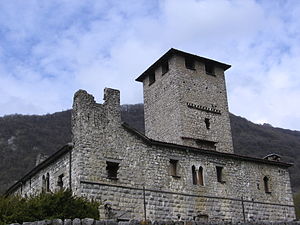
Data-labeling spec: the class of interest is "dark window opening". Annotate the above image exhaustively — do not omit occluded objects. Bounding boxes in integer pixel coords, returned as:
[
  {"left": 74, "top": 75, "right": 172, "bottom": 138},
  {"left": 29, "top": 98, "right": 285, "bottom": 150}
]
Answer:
[
  {"left": 205, "top": 63, "right": 215, "bottom": 75},
  {"left": 263, "top": 176, "right": 271, "bottom": 194},
  {"left": 57, "top": 174, "right": 64, "bottom": 190},
  {"left": 106, "top": 161, "right": 119, "bottom": 180},
  {"left": 205, "top": 118, "right": 210, "bottom": 129},
  {"left": 185, "top": 57, "right": 195, "bottom": 70},
  {"left": 42, "top": 175, "right": 46, "bottom": 193},
  {"left": 169, "top": 159, "right": 179, "bottom": 177},
  {"left": 46, "top": 173, "right": 50, "bottom": 192},
  {"left": 192, "top": 165, "right": 197, "bottom": 185},
  {"left": 162, "top": 61, "right": 169, "bottom": 75},
  {"left": 216, "top": 166, "right": 223, "bottom": 183},
  {"left": 198, "top": 166, "right": 204, "bottom": 186},
  {"left": 149, "top": 72, "right": 155, "bottom": 85}
]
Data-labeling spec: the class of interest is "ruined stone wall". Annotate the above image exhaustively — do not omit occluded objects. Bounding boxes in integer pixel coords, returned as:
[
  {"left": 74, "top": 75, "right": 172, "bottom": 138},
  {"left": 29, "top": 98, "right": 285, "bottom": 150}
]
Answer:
[
  {"left": 142, "top": 54, "right": 233, "bottom": 153},
  {"left": 72, "top": 90, "right": 295, "bottom": 222},
  {"left": 12, "top": 149, "right": 71, "bottom": 197}
]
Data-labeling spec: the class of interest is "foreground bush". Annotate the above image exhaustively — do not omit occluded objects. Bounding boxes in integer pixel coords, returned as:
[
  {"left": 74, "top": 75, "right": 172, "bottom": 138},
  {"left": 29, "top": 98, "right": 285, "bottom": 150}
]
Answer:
[{"left": 0, "top": 190, "right": 99, "bottom": 225}]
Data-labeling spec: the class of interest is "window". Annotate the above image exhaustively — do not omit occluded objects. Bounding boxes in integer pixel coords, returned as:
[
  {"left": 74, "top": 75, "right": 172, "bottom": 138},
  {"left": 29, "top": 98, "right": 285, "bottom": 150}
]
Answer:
[
  {"left": 216, "top": 166, "right": 224, "bottom": 183},
  {"left": 192, "top": 165, "right": 197, "bottom": 185},
  {"left": 263, "top": 176, "right": 271, "bottom": 194},
  {"left": 169, "top": 159, "right": 179, "bottom": 177},
  {"left": 205, "top": 63, "right": 215, "bottom": 75},
  {"left": 198, "top": 166, "right": 204, "bottom": 186},
  {"left": 162, "top": 61, "right": 169, "bottom": 75},
  {"left": 192, "top": 165, "right": 204, "bottom": 185},
  {"left": 46, "top": 173, "right": 50, "bottom": 192},
  {"left": 42, "top": 175, "right": 46, "bottom": 193},
  {"left": 205, "top": 118, "right": 210, "bottom": 129},
  {"left": 57, "top": 174, "right": 64, "bottom": 190},
  {"left": 149, "top": 72, "right": 155, "bottom": 85},
  {"left": 106, "top": 161, "right": 119, "bottom": 180},
  {"left": 185, "top": 57, "right": 195, "bottom": 70}
]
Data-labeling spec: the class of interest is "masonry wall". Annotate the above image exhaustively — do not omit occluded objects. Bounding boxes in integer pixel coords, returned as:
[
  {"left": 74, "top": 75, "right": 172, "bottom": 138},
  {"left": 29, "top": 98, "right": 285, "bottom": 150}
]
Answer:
[
  {"left": 72, "top": 90, "right": 295, "bottom": 222},
  {"left": 142, "top": 54, "right": 233, "bottom": 153},
  {"left": 11, "top": 149, "right": 71, "bottom": 197}
]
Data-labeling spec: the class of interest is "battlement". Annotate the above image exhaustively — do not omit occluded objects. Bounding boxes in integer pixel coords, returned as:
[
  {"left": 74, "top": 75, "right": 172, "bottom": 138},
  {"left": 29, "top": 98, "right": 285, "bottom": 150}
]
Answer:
[{"left": 72, "top": 88, "right": 121, "bottom": 141}]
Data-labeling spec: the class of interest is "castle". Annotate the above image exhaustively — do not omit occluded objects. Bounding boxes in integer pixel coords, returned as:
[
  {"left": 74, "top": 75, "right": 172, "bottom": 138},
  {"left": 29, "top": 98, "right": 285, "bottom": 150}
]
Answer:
[{"left": 6, "top": 48, "right": 296, "bottom": 222}]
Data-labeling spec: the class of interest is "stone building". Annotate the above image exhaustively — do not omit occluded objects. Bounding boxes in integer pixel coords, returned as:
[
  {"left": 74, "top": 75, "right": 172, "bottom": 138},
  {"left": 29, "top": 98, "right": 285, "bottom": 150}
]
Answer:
[{"left": 6, "top": 49, "right": 296, "bottom": 222}]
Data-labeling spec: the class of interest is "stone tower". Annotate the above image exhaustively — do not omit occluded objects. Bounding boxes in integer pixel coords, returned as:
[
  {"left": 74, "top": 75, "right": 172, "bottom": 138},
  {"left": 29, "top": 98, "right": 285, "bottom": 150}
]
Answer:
[{"left": 136, "top": 48, "right": 234, "bottom": 153}]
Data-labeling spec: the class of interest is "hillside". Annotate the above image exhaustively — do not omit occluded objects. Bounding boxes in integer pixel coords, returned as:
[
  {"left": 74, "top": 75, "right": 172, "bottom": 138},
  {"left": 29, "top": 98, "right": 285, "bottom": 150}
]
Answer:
[{"left": 0, "top": 104, "right": 299, "bottom": 194}]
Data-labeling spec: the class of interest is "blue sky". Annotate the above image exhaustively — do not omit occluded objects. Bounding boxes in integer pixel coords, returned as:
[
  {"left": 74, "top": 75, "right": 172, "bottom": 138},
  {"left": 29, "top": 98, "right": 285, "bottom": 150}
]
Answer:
[{"left": 0, "top": 0, "right": 300, "bottom": 131}]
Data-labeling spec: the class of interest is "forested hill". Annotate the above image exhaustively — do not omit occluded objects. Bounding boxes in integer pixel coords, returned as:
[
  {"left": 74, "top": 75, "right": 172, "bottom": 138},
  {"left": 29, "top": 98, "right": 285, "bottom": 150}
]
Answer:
[{"left": 0, "top": 104, "right": 299, "bottom": 194}]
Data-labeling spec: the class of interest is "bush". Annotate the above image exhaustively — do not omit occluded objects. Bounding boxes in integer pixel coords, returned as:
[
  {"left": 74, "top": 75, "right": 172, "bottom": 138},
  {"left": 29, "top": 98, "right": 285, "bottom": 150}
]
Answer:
[
  {"left": 0, "top": 190, "right": 99, "bottom": 225},
  {"left": 294, "top": 191, "right": 300, "bottom": 220}
]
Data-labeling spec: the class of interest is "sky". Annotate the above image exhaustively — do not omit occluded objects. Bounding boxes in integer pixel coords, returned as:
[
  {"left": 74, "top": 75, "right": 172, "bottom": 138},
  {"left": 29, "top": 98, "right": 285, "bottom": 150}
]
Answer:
[{"left": 0, "top": 0, "right": 300, "bottom": 131}]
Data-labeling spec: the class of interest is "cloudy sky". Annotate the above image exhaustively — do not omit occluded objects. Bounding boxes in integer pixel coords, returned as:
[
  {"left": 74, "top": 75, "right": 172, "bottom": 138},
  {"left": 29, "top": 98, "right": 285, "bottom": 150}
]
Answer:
[{"left": 0, "top": 0, "right": 300, "bottom": 131}]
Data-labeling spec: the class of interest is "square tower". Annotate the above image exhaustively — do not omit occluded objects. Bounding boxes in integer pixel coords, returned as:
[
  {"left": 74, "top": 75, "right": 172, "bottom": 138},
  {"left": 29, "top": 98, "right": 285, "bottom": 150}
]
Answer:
[{"left": 136, "top": 48, "right": 234, "bottom": 153}]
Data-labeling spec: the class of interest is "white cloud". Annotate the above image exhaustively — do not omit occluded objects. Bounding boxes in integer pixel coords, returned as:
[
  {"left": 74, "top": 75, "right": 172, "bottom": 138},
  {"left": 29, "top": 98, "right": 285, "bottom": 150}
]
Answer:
[{"left": 0, "top": 0, "right": 300, "bottom": 130}]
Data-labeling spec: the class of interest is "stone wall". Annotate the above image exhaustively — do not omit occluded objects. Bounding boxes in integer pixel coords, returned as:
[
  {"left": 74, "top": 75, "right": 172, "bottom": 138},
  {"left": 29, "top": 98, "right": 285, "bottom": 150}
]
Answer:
[
  {"left": 8, "top": 218, "right": 300, "bottom": 225},
  {"left": 11, "top": 146, "right": 71, "bottom": 197},
  {"left": 142, "top": 54, "right": 233, "bottom": 153},
  {"left": 72, "top": 89, "right": 295, "bottom": 222}
]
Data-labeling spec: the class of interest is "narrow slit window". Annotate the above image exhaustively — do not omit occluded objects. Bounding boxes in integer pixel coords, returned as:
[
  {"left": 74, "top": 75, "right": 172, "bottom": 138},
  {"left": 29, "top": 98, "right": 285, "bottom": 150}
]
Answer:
[
  {"left": 263, "top": 176, "right": 271, "bottom": 193},
  {"left": 46, "top": 173, "right": 50, "bottom": 192},
  {"left": 205, "top": 118, "right": 210, "bottom": 130},
  {"left": 106, "top": 161, "right": 119, "bottom": 180},
  {"left": 162, "top": 61, "right": 169, "bottom": 75},
  {"left": 185, "top": 57, "right": 195, "bottom": 70},
  {"left": 216, "top": 166, "right": 223, "bottom": 183},
  {"left": 192, "top": 165, "right": 197, "bottom": 185},
  {"left": 149, "top": 72, "right": 155, "bottom": 85},
  {"left": 198, "top": 166, "right": 204, "bottom": 186},
  {"left": 169, "top": 159, "right": 178, "bottom": 177},
  {"left": 42, "top": 175, "right": 46, "bottom": 193},
  {"left": 205, "top": 63, "right": 215, "bottom": 75}
]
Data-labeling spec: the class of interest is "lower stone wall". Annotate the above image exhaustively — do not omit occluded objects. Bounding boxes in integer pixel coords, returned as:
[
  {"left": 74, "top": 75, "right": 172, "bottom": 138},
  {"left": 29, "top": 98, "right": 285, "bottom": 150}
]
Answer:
[
  {"left": 80, "top": 181, "right": 295, "bottom": 222},
  {"left": 8, "top": 218, "right": 300, "bottom": 225}
]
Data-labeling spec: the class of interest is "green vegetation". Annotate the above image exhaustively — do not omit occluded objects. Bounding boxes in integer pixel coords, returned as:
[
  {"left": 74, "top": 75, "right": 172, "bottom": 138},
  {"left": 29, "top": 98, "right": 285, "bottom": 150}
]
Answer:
[
  {"left": 294, "top": 191, "right": 300, "bottom": 219},
  {"left": 0, "top": 190, "right": 99, "bottom": 225}
]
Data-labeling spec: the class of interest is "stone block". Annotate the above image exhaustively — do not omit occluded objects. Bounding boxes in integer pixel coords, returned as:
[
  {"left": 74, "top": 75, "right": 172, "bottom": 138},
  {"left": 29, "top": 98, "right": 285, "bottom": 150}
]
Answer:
[
  {"left": 52, "top": 219, "right": 63, "bottom": 225},
  {"left": 82, "top": 218, "right": 95, "bottom": 225},
  {"left": 64, "top": 219, "right": 72, "bottom": 225},
  {"left": 73, "top": 218, "right": 81, "bottom": 225}
]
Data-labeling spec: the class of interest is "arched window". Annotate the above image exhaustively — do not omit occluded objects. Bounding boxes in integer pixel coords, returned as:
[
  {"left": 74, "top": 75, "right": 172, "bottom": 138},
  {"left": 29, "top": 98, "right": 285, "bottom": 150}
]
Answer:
[
  {"left": 263, "top": 176, "right": 270, "bottom": 193},
  {"left": 42, "top": 175, "right": 46, "bottom": 192},
  {"left": 192, "top": 165, "right": 197, "bottom": 185},
  {"left": 46, "top": 173, "right": 50, "bottom": 192},
  {"left": 198, "top": 166, "right": 204, "bottom": 186}
]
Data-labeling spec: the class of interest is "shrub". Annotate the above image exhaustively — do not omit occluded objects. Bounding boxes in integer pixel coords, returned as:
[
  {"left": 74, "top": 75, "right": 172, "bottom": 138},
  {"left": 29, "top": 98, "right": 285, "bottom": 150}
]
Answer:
[
  {"left": 0, "top": 190, "right": 99, "bottom": 225},
  {"left": 294, "top": 191, "right": 300, "bottom": 220}
]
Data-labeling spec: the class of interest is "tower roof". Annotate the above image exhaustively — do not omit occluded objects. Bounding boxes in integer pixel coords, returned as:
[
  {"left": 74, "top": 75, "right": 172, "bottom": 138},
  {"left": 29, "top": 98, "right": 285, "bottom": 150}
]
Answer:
[{"left": 135, "top": 48, "right": 231, "bottom": 82}]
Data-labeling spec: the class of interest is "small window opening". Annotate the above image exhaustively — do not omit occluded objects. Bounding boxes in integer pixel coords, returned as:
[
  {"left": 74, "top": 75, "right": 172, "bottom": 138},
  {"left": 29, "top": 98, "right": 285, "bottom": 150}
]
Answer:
[
  {"left": 42, "top": 175, "right": 46, "bottom": 193},
  {"left": 57, "top": 174, "right": 64, "bottom": 190},
  {"left": 192, "top": 165, "right": 197, "bottom": 185},
  {"left": 216, "top": 166, "right": 223, "bottom": 183},
  {"left": 198, "top": 166, "right": 204, "bottom": 186},
  {"left": 106, "top": 161, "right": 119, "bottom": 180},
  {"left": 205, "top": 63, "right": 215, "bottom": 75},
  {"left": 169, "top": 159, "right": 179, "bottom": 177},
  {"left": 162, "top": 61, "right": 169, "bottom": 75},
  {"left": 263, "top": 176, "right": 271, "bottom": 194},
  {"left": 46, "top": 173, "right": 50, "bottom": 192},
  {"left": 205, "top": 118, "right": 210, "bottom": 129},
  {"left": 149, "top": 72, "right": 155, "bottom": 85},
  {"left": 185, "top": 57, "right": 195, "bottom": 70}
]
